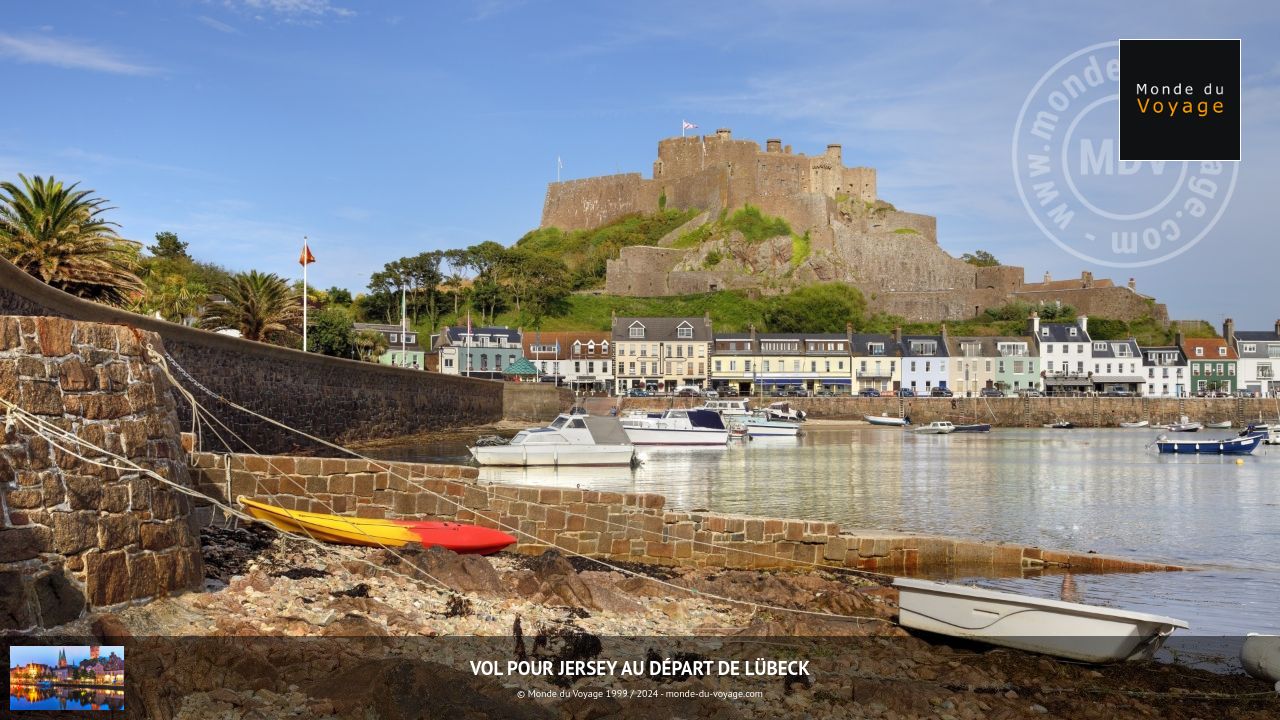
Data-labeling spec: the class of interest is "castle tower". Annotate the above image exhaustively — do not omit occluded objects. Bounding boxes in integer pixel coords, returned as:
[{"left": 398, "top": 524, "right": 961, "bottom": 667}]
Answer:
[
  {"left": 90, "top": 646, "right": 100, "bottom": 661},
  {"left": 58, "top": 649, "right": 67, "bottom": 668}
]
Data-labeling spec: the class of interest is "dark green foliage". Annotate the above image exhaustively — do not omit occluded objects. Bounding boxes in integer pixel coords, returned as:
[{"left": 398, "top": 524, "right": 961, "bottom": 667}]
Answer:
[
  {"left": 325, "top": 286, "right": 353, "bottom": 305},
  {"left": 148, "top": 231, "right": 190, "bottom": 261},
  {"left": 703, "top": 250, "right": 723, "bottom": 268},
  {"left": 960, "top": 250, "right": 1000, "bottom": 266},
  {"left": 726, "top": 205, "right": 791, "bottom": 243},
  {"left": 516, "top": 210, "right": 696, "bottom": 289},
  {"left": 308, "top": 305, "right": 357, "bottom": 358},
  {"left": 763, "top": 283, "right": 867, "bottom": 333}
]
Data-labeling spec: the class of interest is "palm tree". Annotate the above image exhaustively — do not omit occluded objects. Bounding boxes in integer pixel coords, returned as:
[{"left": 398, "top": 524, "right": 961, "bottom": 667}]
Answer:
[
  {"left": 200, "top": 270, "right": 301, "bottom": 342},
  {"left": 0, "top": 174, "right": 144, "bottom": 305},
  {"left": 353, "top": 329, "right": 389, "bottom": 362}
]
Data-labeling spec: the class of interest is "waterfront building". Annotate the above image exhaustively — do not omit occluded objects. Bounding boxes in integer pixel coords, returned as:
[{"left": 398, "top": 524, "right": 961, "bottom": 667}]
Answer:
[
  {"left": 1030, "top": 313, "right": 1094, "bottom": 395},
  {"left": 1181, "top": 335, "right": 1238, "bottom": 395},
  {"left": 946, "top": 335, "right": 1040, "bottom": 396},
  {"left": 898, "top": 329, "right": 950, "bottom": 394},
  {"left": 431, "top": 325, "right": 524, "bottom": 381},
  {"left": 851, "top": 333, "right": 900, "bottom": 393},
  {"left": 522, "top": 331, "right": 613, "bottom": 393},
  {"left": 351, "top": 322, "right": 426, "bottom": 369},
  {"left": 611, "top": 313, "right": 713, "bottom": 393},
  {"left": 708, "top": 326, "right": 854, "bottom": 395},
  {"left": 1142, "top": 336, "right": 1190, "bottom": 397},
  {"left": 1225, "top": 318, "right": 1280, "bottom": 397},
  {"left": 1088, "top": 338, "right": 1144, "bottom": 395}
]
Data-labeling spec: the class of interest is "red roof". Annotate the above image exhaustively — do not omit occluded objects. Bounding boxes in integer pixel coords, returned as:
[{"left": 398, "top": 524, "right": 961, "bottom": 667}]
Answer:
[{"left": 1180, "top": 337, "right": 1238, "bottom": 360}]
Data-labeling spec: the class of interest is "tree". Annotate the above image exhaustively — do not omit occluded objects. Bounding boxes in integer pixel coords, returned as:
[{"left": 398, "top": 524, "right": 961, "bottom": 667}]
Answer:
[
  {"left": 308, "top": 305, "right": 357, "bottom": 357},
  {"left": 461, "top": 240, "right": 507, "bottom": 281},
  {"left": 504, "top": 249, "right": 570, "bottom": 323},
  {"left": 199, "top": 270, "right": 301, "bottom": 343},
  {"left": 139, "top": 273, "right": 205, "bottom": 323},
  {"left": 470, "top": 278, "right": 505, "bottom": 324},
  {"left": 325, "top": 286, "right": 353, "bottom": 305},
  {"left": 148, "top": 231, "right": 190, "bottom": 261},
  {"left": 961, "top": 250, "right": 1000, "bottom": 267},
  {"left": 0, "top": 174, "right": 144, "bottom": 305},
  {"left": 354, "top": 329, "right": 389, "bottom": 362},
  {"left": 400, "top": 250, "right": 444, "bottom": 329},
  {"left": 764, "top": 283, "right": 867, "bottom": 333}
]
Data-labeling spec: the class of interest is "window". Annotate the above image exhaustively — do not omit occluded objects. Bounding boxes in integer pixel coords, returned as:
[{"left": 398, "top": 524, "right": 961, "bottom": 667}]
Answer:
[
  {"left": 911, "top": 361, "right": 917, "bottom": 372},
  {"left": 629, "top": 362, "right": 635, "bottom": 374},
  {"left": 1114, "top": 344, "right": 1133, "bottom": 357},
  {"left": 1013, "top": 360, "right": 1024, "bottom": 374},
  {"left": 574, "top": 361, "right": 581, "bottom": 373},
  {"left": 985, "top": 360, "right": 992, "bottom": 372},
  {"left": 444, "top": 358, "right": 453, "bottom": 368},
  {"left": 1260, "top": 364, "right": 1274, "bottom": 379},
  {"left": 677, "top": 322, "right": 693, "bottom": 339},
  {"left": 744, "top": 360, "right": 752, "bottom": 372},
  {"left": 868, "top": 342, "right": 885, "bottom": 355},
  {"left": 1270, "top": 345, "right": 1280, "bottom": 358},
  {"left": 629, "top": 323, "right": 645, "bottom": 338},
  {"left": 910, "top": 341, "right": 937, "bottom": 355},
  {"left": 1218, "top": 347, "right": 1226, "bottom": 356},
  {"left": 1041, "top": 328, "right": 1049, "bottom": 336},
  {"left": 1047, "top": 361, "right": 1054, "bottom": 371},
  {"left": 1094, "top": 342, "right": 1108, "bottom": 352},
  {"left": 390, "top": 333, "right": 398, "bottom": 343},
  {"left": 961, "top": 342, "right": 982, "bottom": 356},
  {"left": 1078, "top": 344, "right": 1085, "bottom": 353},
  {"left": 406, "top": 334, "right": 415, "bottom": 344},
  {"left": 1194, "top": 347, "right": 1204, "bottom": 357},
  {"left": 714, "top": 360, "right": 722, "bottom": 372},
  {"left": 1192, "top": 363, "right": 1200, "bottom": 374},
  {"left": 763, "top": 360, "right": 771, "bottom": 372},
  {"left": 1229, "top": 364, "right": 1236, "bottom": 375},
  {"left": 998, "top": 360, "right": 1006, "bottom": 373},
  {"left": 1046, "top": 344, "right": 1053, "bottom": 353},
  {"left": 1242, "top": 343, "right": 1257, "bottom": 354},
  {"left": 730, "top": 360, "right": 737, "bottom": 371},
  {"left": 1069, "top": 328, "right": 1077, "bottom": 336}
]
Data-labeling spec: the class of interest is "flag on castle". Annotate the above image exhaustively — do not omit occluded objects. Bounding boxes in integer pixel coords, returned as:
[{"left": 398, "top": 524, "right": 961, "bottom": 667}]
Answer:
[
  {"left": 682, "top": 120, "right": 698, "bottom": 130},
  {"left": 299, "top": 242, "right": 315, "bottom": 266}
]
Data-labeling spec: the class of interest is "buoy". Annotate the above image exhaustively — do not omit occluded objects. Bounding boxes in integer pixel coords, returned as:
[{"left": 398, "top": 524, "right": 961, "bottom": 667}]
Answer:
[{"left": 1236, "top": 458, "right": 1245, "bottom": 465}]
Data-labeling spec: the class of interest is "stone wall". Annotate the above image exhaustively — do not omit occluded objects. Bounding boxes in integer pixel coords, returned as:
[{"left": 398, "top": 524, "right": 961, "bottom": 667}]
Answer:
[
  {"left": 191, "top": 451, "right": 1177, "bottom": 577},
  {"left": 620, "top": 395, "right": 1275, "bottom": 427},
  {"left": 0, "top": 258, "right": 531, "bottom": 455},
  {"left": 1, "top": 317, "right": 204, "bottom": 632},
  {"left": 503, "top": 383, "right": 575, "bottom": 423}
]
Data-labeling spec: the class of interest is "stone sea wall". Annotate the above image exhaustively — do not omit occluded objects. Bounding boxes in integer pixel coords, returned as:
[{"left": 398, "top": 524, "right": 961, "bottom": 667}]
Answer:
[
  {"left": 191, "top": 451, "right": 1178, "bottom": 577},
  {"left": 620, "top": 395, "right": 1277, "bottom": 427},
  {"left": 0, "top": 317, "right": 204, "bottom": 632},
  {"left": 0, "top": 258, "right": 565, "bottom": 454}
]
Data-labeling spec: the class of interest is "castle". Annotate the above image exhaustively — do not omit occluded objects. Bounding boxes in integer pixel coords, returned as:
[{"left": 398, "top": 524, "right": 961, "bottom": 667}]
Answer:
[{"left": 541, "top": 129, "right": 1167, "bottom": 323}]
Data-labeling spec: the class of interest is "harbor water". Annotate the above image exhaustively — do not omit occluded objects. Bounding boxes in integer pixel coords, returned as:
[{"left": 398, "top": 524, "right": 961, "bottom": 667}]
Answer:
[{"left": 369, "top": 426, "right": 1280, "bottom": 638}]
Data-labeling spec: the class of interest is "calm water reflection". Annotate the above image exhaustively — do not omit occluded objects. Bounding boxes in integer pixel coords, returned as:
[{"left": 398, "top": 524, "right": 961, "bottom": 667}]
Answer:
[
  {"left": 9, "top": 685, "right": 125, "bottom": 711},
  {"left": 370, "top": 427, "right": 1280, "bottom": 635}
]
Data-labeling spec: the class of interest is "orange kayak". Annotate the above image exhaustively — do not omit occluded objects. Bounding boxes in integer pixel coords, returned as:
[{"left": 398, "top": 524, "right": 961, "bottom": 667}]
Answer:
[{"left": 238, "top": 496, "right": 516, "bottom": 554}]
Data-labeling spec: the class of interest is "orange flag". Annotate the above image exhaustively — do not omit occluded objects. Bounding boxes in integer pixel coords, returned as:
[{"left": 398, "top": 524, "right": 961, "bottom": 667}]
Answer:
[{"left": 299, "top": 242, "right": 316, "bottom": 266}]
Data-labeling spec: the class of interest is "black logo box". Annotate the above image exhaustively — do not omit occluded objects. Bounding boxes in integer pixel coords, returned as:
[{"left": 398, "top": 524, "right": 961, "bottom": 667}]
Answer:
[{"left": 1119, "top": 39, "right": 1241, "bottom": 161}]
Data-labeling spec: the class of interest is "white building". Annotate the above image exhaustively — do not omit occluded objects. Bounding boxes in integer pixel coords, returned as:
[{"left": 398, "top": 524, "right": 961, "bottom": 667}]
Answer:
[{"left": 1031, "top": 314, "right": 1094, "bottom": 395}]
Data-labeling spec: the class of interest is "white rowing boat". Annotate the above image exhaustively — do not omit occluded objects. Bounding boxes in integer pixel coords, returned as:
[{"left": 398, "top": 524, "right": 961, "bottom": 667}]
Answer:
[
  {"left": 893, "top": 578, "right": 1188, "bottom": 663},
  {"left": 1119, "top": 420, "right": 1149, "bottom": 428},
  {"left": 865, "top": 414, "right": 909, "bottom": 427}
]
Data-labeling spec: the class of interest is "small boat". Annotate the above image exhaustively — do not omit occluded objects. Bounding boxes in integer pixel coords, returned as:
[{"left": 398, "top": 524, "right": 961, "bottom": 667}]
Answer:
[
  {"left": 621, "top": 408, "right": 729, "bottom": 445},
  {"left": 239, "top": 497, "right": 517, "bottom": 554},
  {"left": 865, "top": 414, "right": 909, "bottom": 427},
  {"left": 1154, "top": 431, "right": 1264, "bottom": 455},
  {"left": 697, "top": 398, "right": 751, "bottom": 417},
  {"left": 1163, "top": 415, "right": 1202, "bottom": 432},
  {"left": 1205, "top": 420, "right": 1232, "bottom": 429},
  {"left": 912, "top": 421, "right": 955, "bottom": 434},
  {"left": 470, "top": 412, "right": 634, "bottom": 466},
  {"left": 1119, "top": 420, "right": 1149, "bottom": 428},
  {"left": 741, "top": 409, "right": 802, "bottom": 437},
  {"left": 1241, "top": 634, "right": 1280, "bottom": 684},
  {"left": 893, "top": 578, "right": 1188, "bottom": 663},
  {"left": 952, "top": 423, "right": 992, "bottom": 433},
  {"left": 1241, "top": 423, "right": 1280, "bottom": 445},
  {"left": 766, "top": 401, "right": 806, "bottom": 422},
  {"left": 1043, "top": 420, "right": 1074, "bottom": 429}
]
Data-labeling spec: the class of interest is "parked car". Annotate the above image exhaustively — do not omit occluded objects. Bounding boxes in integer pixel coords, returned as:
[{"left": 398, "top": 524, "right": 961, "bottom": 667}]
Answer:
[
  {"left": 859, "top": 388, "right": 881, "bottom": 397},
  {"left": 784, "top": 388, "right": 807, "bottom": 397},
  {"left": 979, "top": 388, "right": 1004, "bottom": 398},
  {"left": 930, "top": 387, "right": 954, "bottom": 397},
  {"left": 1101, "top": 389, "right": 1133, "bottom": 397},
  {"left": 720, "top": 387, "right": 739, "bottom": 397},
  {"left": 704, "top": 390, "right": 720, "bottom": 399},
  {"left": 674, "top": 386, "right": 702, "bottom": 397},
  {"left": 814, "top": 389, "right": 833, "bottom": 397},
  {"left": 627, "top": 388, "right": 650, "bottom": 397},
  {"left": 894, "top": 388, "right": 915, "bottom": 398},
  {"left": 1017, "top": 389, "right": 1044, "bottom": 397}
]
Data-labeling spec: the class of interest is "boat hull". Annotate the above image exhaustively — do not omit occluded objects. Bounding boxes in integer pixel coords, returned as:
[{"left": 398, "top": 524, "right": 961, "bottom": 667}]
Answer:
[
  {"left": 893, "top": 578, "right": 1187, "bottom": 663},
  {"left": 1119, "top": 421, "right": 1149, "bottom": 428},
  {"left": 470, "top": 444, "right": 635, "bottom": 466},
  {"left": 865, "top": 415, "right": 909, "bottom": 427},
  {"left": 622, "top": 427, "right": 728, "bottom": 445},
  {"left": 952, "top": 424, "right": 991, "bottom": 433},
  {"left": 238, "top": 497, "right": 516, "bottom": 554},
  {"left": 1155, "top": 434, "right": 1262, "bottom": 454}
]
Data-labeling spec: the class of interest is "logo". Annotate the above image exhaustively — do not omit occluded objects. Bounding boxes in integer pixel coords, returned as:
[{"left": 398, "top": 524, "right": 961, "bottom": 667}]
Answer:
[{"left": 1012, "top": 41, "right": 1238, "bottom": 268}]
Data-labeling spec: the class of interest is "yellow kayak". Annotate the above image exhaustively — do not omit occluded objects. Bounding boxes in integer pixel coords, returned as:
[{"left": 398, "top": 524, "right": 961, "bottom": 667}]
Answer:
[{"left": 237, "top": 496, "right": 516, "bottom": 554}]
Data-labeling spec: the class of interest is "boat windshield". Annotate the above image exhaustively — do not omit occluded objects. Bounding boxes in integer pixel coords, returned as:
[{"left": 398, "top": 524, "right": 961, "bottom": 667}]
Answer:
[{"left": 549, "top": 416, "right": 568, "bottom": 429}]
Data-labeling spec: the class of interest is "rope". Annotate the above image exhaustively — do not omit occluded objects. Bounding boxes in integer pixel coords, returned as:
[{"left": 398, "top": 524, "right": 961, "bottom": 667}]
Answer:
[{"left": 150, "top": 345, "right": 893, "bottom": 624}]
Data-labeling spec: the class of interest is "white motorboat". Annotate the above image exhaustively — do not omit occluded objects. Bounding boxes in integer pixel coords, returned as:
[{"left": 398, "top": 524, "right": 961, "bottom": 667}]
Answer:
[
  {"left": 620, "top": 408, "right": 729, "bottom": 445},
  {"left": 865, "top": 414, "right": 910, "bottom": 427},
  {"left": 893, "top": 578, "right": 1188, "bottom": 663},
  {"left": 1163, "top": 415, "right": 1203, "bottom": 432},
  {"left": 697, "top": 398, "right": 752, "bottom": 417},
  {"left": 912, "top": 421, "right": 955, "bottom": 434},
  {"left": 1240, "top": 423, "right": 1280, "bottom": 445},
  {"left": 1205, "top": 420, "right": 1232, "bottom": 429},
  {"left": 766, "top": 401, "right": 806, "bottom": 422},
  {"left": 1118, "top": 420, "right": 1149, "bottom": 429},
  {"left": 741, "top": 409, "right": 801, "bottom": 437},
  {"left": 470, "top": 413, "right": 634, "bottom": 466}
]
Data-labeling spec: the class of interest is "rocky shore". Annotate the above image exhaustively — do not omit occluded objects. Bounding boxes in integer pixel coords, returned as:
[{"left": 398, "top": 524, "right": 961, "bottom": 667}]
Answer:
[{"left": 25, "top": 524, "right": 1275, "bottom": 720}]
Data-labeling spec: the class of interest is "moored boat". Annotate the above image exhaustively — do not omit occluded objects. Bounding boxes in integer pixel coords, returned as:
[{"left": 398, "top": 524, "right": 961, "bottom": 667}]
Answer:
[
  {"left": 470, "top": 412, "right": 634, "bottom": 466},
  {"left": 741, "top": 409, "right": 802, "bottom": 437},
  {"left": 1119, "top": 420, "right": 1149, "bottom": 428},
  {"left": 766, "top": 401, "right": 806, "bottom": 422},
  {"left": 621, "top": 408, "right": 729, "bottom": 445},
  {"left": 1154, "top": 431, "right": 1263, "bottom": 455},
  {"left": 1163, "top": 415, "right": 1203, "bottom": 432},
  {"left": 912, "top": 421, "right": 955, "bottom": 434},
  {"left": 697, "top": 398, "right": 751, "bottom": 417},
  {"left": 1205, "top": 420, "right": 1232, "bottom": 429},
  {"left": 952, "top": 423, "right": 992, "bottom": 433},
  {"left": 1240, "top": 423, "right": 1280, "bottom": 445},
  {"left": 1043, "top": 420, "right": 1074, "bottom": 429},
  {"left": 893, "top": 578, "right": 1188, "bottom": 663},
  {"left": 239, "top": 497, "right": 517, "bottom": 553},
  {"left": 865, "top": 414, "right": 910, "bottom": 427}
]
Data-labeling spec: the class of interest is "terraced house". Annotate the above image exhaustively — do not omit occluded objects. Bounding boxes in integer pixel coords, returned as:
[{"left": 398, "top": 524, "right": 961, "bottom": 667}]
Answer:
[
  {"left": 709, "top": 326, "right": 854, "bottom": 395},
  {"left": 522, "top": 331, "right": 613, "bottom": 392},
  {"left": 1181, "top": 335, "right": 1237, "bottom": 395},
  {"left": 611, "top": 313, "right": 713, "bottom": 393},
  {"left": 946, "top": 335, "right": 1040, "bottom": 396},
  {"left": 898, "top": 329, "right": 950, "bottom": 394},
  {"left": 851, "top": 334, "right": 900, "bottom": 393},
  {"left": 1224, "top": 318, "right": 1280, "bottom": 397},
  {"left": 1088, "top": 337, "right": 1144, "bottom": 395},
  {"left": 432, "top": 325, "right": 524, "bottom": 380},
  {"left": 1142, "top": 336, "right": 1190, "bottom": 398},
  {"left": 1031, "top": 314, "right": 1093, "bottom": 396}
]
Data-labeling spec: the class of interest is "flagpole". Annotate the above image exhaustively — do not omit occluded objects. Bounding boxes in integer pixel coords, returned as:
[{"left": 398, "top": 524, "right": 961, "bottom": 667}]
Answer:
[
  {"left": 301, "top": 236, "right": 308, "bottom": 353},
  {"left": 556, "top": 156, "right": 561, "bottom": 183},
  {"left": 400, "top": 283, "right": 407, "bottom": 367}
]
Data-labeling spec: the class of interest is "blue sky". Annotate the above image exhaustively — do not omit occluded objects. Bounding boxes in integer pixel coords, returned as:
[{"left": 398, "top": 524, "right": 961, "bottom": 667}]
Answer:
[
  {"left": 2, "top": 1, "right": 1277, "bottom": 326},
  {"left": 10, "top": 645, "right": 124, "bottom": 668}
]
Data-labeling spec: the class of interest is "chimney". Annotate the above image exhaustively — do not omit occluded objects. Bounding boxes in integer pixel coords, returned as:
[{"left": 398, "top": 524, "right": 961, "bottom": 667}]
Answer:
[
  {"left": 940, "top": 322, "right": 948, "bottom": 341},
  {"left": 1128, "top": 277, "right": 1136, "bottom": 290},
  {"left": 784, "top": 144, "right": 792, "bottom": 154},
  {"left": 846, "top": 321, "right": 854, "bottom": 345},
  {"left": 1223, "top": 318, "right": 1235, "bottom": 345},
  {"left": 893, "top": 326, "right": 902, "bottom": 344},
  {"left": 1275, "top": 319, "right": 1280, "bottom": 337},
  {"left": 1077, "top": 315, "right": 1088, "bottom": 335},
  {"left": 766, "top": 138, "right": 782, "bottom": 153},
  {"left": 1028, "top": 311, "right": 1040, "bottom": 337},
  {"left": 1043, "top": 271, "right": 1052, "bottom": 283},
  {"left": 1175, "top": 330, "right": 1185, "bottom": 348},
  {"left": 749, "top": 323, "right": 758, "bottom": 343},
  {"left": 1081, "top": 271, "right": 1093, "bottom": 287}
]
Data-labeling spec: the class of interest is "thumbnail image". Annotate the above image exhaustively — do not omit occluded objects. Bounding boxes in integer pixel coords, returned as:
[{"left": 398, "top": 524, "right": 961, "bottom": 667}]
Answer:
[{"left": 9, "top": 645, "right": 125, "bottom": 712}]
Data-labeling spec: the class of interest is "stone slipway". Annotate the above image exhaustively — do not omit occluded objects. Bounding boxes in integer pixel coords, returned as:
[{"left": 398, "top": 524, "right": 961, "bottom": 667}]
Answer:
[{"left": 191, "top": 451, "right": 1183, "bottom": 578}]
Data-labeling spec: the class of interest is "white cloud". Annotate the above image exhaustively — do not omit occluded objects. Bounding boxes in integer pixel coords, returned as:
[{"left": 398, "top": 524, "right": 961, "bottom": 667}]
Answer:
[
  {"left": 0, "top": 33, "right": 158, "bottom": 76},
  {"left": 223, "top": 0, "right": 355, "bottom": 22},
  {"left": 196, "top": 15, "right": 241, "bottom": 34}
]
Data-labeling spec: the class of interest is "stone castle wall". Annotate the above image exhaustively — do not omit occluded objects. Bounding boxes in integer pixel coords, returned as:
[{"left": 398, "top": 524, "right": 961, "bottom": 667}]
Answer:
[
  {"left": 1, "top": 317, "right": 204, "bottom": 632},
  {"left": 191, "top": 451, "right": 1177, "bottom": 577},
  {"left": 0, "top": 259, "right": 568, "bottom": 455}
]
